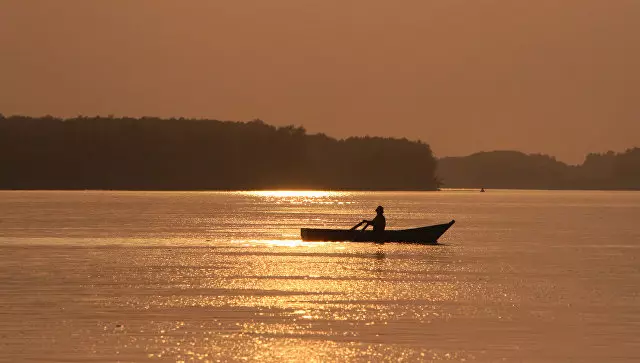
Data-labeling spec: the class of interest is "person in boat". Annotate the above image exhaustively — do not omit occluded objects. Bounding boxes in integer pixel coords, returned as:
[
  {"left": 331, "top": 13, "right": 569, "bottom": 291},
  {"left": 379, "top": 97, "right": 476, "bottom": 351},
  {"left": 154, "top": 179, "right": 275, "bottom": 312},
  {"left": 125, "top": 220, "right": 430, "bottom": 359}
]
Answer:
[{"left": 362, "top": 205, "right": 386, "bottom": 232}]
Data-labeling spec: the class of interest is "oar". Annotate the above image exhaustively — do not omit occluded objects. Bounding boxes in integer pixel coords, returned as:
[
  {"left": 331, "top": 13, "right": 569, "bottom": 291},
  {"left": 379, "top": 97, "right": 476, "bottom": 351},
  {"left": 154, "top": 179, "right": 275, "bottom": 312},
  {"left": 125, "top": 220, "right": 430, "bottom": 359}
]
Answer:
[{"left": 349, "top": 220, "right": 366, "bottom": 231}]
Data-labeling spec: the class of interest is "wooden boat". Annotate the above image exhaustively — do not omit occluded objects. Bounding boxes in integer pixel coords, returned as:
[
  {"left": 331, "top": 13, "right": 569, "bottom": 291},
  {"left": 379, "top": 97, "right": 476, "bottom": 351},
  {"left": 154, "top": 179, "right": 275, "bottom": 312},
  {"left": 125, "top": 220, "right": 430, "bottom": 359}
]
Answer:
[{"left": 301, "top": 220, "right": 455, "bottom": 244}]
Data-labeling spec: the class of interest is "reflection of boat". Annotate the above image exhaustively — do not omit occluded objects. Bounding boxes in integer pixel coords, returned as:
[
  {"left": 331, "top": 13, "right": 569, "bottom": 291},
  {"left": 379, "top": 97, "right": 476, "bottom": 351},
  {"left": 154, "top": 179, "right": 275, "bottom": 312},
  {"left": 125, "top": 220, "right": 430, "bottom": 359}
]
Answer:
[{"left": 301, "top": 220, "right": 455, "bottom": 244}]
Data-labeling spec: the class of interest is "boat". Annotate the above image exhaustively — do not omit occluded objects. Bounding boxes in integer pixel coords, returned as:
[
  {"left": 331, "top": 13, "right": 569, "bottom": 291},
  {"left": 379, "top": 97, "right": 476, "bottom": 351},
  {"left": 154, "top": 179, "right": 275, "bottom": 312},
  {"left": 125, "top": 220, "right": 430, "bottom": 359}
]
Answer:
[{"left": 300, "top": 220, "right": 455, "bottom": 244}]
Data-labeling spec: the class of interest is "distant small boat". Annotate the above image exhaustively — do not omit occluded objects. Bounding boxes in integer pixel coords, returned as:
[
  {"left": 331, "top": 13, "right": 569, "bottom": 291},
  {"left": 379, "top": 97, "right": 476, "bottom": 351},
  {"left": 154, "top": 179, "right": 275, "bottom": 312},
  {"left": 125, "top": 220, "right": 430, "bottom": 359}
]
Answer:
[
  {"left": 301, "top": 220, "right": 455, "bottom": 244},
  {"left": 480, "top": 188, "right": 485, "bottom": 192}
]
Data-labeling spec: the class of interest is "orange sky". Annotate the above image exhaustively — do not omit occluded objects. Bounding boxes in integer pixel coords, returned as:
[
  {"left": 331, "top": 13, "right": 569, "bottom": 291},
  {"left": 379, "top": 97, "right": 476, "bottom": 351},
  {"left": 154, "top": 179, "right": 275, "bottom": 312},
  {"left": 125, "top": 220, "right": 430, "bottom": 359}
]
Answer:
[{"left": 1, "top": 0, "right": 638, "bottom": 164}]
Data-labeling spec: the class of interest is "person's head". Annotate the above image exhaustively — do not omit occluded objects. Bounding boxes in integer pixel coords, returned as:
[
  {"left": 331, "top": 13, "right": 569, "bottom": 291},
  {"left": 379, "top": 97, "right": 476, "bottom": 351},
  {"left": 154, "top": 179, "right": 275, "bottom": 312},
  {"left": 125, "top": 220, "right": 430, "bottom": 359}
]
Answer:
[{"left": 375, "top": 205, "right": 384, "bottom": 214}]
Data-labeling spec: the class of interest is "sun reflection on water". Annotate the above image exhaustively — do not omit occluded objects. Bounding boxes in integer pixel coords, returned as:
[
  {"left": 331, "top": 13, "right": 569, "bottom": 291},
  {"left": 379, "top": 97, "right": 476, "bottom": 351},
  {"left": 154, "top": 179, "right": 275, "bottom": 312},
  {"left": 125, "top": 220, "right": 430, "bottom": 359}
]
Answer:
[
  {"left": 11, "top": 243, "right": 489, "bottom": 362},
  {"left": 240, "top": 190, "right": 346, "bottom": 198},
  {"left": 235, "top": 190, "right": 355, "bottom": 207},
  {"left": 235, "top": 239, "right": 329, "bottom": 248}
]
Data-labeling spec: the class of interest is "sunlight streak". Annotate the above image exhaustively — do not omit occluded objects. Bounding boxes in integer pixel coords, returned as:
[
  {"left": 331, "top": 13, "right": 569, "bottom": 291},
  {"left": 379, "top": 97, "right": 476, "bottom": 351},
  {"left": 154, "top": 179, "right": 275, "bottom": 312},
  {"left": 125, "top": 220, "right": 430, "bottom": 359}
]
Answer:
[
  {"left": 240, "top": 190, "right": 345, "bottom": 198},
  {"left": 235, "top": 239, "right": 328, "bottom": 247}
]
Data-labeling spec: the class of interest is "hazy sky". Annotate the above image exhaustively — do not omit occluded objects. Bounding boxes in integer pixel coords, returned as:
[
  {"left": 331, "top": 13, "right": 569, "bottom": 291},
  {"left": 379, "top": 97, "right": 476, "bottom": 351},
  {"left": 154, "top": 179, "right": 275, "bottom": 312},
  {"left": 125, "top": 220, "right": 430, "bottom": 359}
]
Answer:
[{"left": 1, "top": 1, "right": 638, "bottom": 163}]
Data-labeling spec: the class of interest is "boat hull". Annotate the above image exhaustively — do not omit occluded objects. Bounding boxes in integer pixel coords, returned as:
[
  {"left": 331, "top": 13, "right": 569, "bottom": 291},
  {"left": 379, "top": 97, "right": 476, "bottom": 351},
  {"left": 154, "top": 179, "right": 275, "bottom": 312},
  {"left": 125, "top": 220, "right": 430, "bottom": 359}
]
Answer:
[{"left": 301, "top": 220, "right": 455, "bottom": 244}]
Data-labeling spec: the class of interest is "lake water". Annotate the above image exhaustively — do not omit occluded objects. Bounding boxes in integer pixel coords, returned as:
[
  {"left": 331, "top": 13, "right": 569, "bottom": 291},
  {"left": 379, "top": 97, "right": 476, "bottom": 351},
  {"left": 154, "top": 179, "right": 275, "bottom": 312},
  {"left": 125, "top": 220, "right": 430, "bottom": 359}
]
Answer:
[{"left": 1, "top": 190, "right": 639, "bottom": 362}]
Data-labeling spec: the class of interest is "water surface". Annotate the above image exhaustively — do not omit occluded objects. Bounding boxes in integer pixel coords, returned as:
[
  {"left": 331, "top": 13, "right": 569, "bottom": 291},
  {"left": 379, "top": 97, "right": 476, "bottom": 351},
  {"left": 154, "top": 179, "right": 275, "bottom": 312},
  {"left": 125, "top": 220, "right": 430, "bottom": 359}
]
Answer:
[{"left": 1, "top": 190, "right": 639, "bottom": 361}]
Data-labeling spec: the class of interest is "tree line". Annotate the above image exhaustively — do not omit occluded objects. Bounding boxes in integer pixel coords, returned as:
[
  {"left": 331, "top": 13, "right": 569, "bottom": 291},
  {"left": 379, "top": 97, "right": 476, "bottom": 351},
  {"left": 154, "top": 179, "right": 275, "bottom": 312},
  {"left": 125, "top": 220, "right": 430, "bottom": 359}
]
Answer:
[
  {"left": 438, "top": 149, "right": 640, "bottom": 190},
  {"left": 0, "top": 115, "right": 438, "bottom": 190}
]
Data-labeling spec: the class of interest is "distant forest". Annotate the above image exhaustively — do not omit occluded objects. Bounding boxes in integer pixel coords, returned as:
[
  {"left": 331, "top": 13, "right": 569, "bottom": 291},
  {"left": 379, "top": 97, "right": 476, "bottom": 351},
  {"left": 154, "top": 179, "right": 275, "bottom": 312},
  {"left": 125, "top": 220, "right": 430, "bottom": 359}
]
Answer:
[
  {"left": 0, "top": 115, "right": 438, "bottom": 190},
  {"left": 438, "top": 149, "right": 640, "bottom": 190}
]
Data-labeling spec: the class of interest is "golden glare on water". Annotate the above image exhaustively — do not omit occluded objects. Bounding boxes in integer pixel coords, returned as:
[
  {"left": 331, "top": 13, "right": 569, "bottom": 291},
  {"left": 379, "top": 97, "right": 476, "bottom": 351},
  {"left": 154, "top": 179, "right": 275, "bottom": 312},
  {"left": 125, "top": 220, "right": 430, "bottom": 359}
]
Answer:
[
  {"left": 81, "top": 244, "right": 478, "bottom": 361},
  {"left": 234, "top": 239, "right": 330, "bottom": 248},
  {"left": 2, "top": 191, "right": 640, "bottom": 362},
  {"left": 241, "top": 190, "right": 344, "bottom": 198}
]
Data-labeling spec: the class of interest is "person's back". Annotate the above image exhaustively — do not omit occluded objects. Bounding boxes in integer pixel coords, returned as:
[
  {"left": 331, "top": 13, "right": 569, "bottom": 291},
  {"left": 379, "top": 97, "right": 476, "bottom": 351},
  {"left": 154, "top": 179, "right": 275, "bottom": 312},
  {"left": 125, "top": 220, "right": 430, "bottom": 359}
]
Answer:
[
  {"left": 365, "top": 206, "right": 386, "bottom": 232},
  {"left": 371, "top": 212, "right": 386, "bottom": 232}
]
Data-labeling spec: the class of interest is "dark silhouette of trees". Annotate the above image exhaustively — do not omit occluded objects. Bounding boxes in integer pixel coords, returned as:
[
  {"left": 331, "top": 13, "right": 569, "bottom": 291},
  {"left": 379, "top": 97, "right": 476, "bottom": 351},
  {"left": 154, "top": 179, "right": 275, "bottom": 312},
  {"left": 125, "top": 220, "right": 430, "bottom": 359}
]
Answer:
[
  {"left": 3, "top": 115, "right": 635, "bottom": 191},
  {"left": 437, "top": 149, "right": 640, "bottom": 190},
  {"left": 612, "top": 148, "right": 640, "bottom": 189},
  {"left": 0, "top": 115, "right": 438, "bottom": 190}
]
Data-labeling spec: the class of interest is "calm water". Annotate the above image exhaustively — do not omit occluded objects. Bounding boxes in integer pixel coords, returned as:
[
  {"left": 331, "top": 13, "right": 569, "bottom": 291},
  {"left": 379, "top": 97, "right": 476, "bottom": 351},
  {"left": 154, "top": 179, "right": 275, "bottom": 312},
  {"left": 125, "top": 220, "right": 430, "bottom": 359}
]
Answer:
[{"left": 1, "top": 190, "right": 639, "bottom": 362}]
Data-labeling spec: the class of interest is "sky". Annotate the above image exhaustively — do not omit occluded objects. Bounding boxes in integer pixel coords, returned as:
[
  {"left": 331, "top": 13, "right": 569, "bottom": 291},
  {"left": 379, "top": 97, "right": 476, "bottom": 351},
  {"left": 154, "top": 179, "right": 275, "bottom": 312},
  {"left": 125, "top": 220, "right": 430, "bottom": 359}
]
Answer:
[{"left": 1, "top": 1, "right": 638, "bottom": 164}]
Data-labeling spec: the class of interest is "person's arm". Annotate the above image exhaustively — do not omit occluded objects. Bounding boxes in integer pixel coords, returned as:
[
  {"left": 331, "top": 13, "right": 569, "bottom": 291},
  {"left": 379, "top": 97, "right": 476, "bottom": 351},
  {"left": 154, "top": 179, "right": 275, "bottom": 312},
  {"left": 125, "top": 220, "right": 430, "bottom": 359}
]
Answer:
[{"left": 370, "top": 215, "right": 383, "bottom": 230}]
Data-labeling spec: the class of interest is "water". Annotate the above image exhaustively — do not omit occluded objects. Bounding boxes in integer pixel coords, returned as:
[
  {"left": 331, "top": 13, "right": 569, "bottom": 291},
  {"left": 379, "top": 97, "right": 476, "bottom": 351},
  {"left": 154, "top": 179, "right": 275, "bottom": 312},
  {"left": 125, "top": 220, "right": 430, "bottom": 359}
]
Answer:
[{"left": 1, "top": 190, "right": 639, "bottom": 362}]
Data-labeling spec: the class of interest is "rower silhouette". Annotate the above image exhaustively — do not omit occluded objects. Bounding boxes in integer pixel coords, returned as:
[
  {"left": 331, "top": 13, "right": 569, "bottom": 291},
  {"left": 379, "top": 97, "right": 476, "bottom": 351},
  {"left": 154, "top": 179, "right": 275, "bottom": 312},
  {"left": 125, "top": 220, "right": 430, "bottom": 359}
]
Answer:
[{"left": 351, "top": 206, "right": 386, "bottom": 231}]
